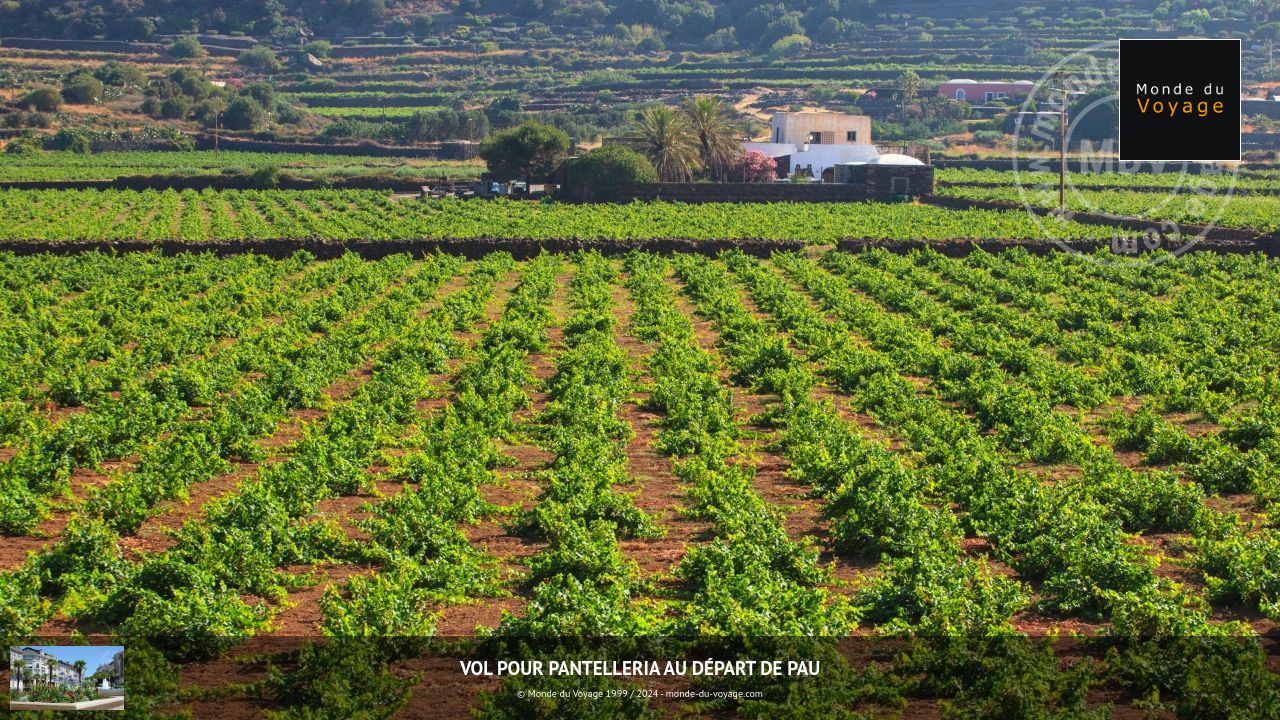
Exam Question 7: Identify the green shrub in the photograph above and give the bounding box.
[159,96,191,119]
[238,46,282,71]
[561,145,656,202]
[61,75,104,104]
[22,86,62,112]
[223,97,267,131]
[167,36,204,58]
[46,127,93,153]
[4,137,44,154]
[94,60,147,87]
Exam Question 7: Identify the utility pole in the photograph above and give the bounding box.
[1060,90,1066,214]
[214,111,220,151]
[1050,71,1068,215]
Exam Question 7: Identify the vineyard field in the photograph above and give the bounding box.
[938,183,1280,232]
[0,189,1122,242]
[0,152,482,182]
[3,247,1280,717]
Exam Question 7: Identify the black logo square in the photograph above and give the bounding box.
[1119,38,1240,161]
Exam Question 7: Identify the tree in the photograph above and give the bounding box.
[73,660,86,687]
[222,97,267,130]
[895,70,921,118]
[1068,87,1118,144]
[479,121,570,182]
[118,16,156,41]
[49,128,92,153]
[303,40,332,58]
[815,16,845,43]
[238,47,282,72]
[562,145,657,201]
[241,82,276,110]
[22,86,62,112]
[680,95,742,181]
[195,97,227,126]
[704,27,738,51]
[1258,22,1280,71]
[13,660,25,693]
[62,75,104,104]
[94,61,147,88]
[768,33,811,59]
[637,35,664,53]
[159,96,191,119]
[351,0,388,23]
[168,36,205,59]
[165,68,216,102]
[623,106,700,182]
[5,137,43,154]
[734,150,777,182]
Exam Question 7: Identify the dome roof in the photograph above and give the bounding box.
[868,153,925,166]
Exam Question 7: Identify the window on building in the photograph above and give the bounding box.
[985,91,995,101]
[955,88,966,101]
[891,177,910,194]
[846,131,857,141]
[807,131,822,144]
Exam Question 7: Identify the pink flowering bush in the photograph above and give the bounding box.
[735,151,777,182]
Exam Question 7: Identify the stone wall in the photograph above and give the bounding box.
[834,164,935,198]
[932,158,1239,174]
[190,134,478,159]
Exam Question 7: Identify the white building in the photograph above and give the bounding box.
[93,650,124,689]
[744,111,879,181]
[9,647,80,691]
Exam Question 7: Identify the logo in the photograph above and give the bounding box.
[1119,38,1241,162]
[1011,41,1239,264]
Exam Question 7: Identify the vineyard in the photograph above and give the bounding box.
[2,246,1280,717]
[0,152,483,182]
[937,183,1280,233]
[0,190,1123,243]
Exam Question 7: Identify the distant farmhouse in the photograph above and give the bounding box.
[744,111,878,180]
[594,108,933,201]
[743,110,932,195]
[937,79,1036,102]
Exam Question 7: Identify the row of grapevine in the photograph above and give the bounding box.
[477,253,663,718]
[0,253,489,646]
[938,184,1280,232]
[0,253,411,534]
[627,253,848,636]
[699,252,1279,714]
[0,190,1123,242]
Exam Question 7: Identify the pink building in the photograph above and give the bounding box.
[936,79,1035,103]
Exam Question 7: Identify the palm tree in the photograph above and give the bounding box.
[45,658,55,688]
[623,106,701,182]
[73,660,86,687]
[12,659,25,693]
[895,70,921,118]
[679,96,742,181]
